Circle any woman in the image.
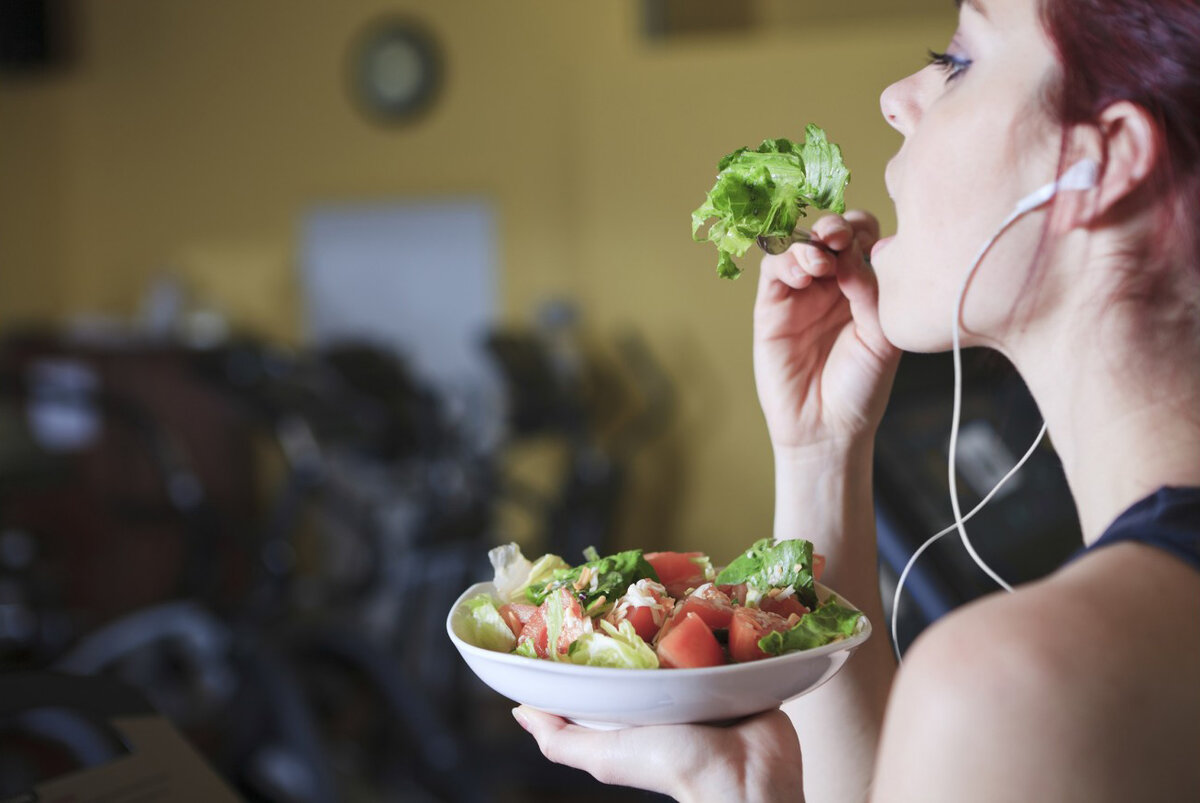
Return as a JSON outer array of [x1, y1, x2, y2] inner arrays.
[[514, 0, 1200, 800]]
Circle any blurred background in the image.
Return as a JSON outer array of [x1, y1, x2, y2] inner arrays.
[[0, 1, 1085, 800]]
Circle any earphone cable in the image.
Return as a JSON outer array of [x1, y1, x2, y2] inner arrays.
[[890, 206, 1047, 663]]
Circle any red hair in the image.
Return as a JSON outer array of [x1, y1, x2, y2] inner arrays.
[[1039, 0, 1200, 298]]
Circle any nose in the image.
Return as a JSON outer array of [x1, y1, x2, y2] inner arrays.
[[880, 72, 921, 136]]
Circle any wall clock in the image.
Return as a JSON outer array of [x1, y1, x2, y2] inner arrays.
[[350, 18, 443, 124]]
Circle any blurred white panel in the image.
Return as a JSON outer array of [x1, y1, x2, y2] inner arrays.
[[299, 198, 497, 392]]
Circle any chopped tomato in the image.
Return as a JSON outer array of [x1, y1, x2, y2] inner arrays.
[[813, 552, 826, 582], [498, 603, 538, 638], [607, 579, 673, 643], [516, 608, 548, 657], [718, 583, 749, 606], [516, 589, 593, 658], [759, 592, 809, 619], [644, 551, 710, 598], [670, 583, 734, 632], [656, 612, 726, 669], [621, 606, 661, 643], [550, 588, 593, 656], [728, 606, 792, 663]]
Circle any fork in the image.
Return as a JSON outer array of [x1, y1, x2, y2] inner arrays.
[[756, 228, 838, 256]]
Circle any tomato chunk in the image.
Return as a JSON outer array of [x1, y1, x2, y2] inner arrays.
[[728, 606, 792, 663], [621, 606, 661, 643], [656, 612, 726, 669], [644, 551, 710, 598], [718, 583, 748, 606], [516, 589, 592, 658], [813, 552, 826, 582], [499, 603, 539, 638], [550, 588, 593, 656], [670, 583, 734, 632], [759, 593, 809, 619], [607, 579, 673, 643], [516, 608, 548, 658]]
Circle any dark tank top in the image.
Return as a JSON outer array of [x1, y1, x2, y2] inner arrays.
[[1072, 486, 1200, 572]]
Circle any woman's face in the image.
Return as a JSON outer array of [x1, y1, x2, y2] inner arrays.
[[872, 0, 1064, 352]]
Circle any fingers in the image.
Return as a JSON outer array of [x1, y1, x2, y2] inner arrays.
[[513, 706, 676, 793], [755, 242, 828, 308], [834, 241, 900, 362], [514, 705, 805, 800], [753, 209, 899, 362], [512, 707, 599, 776], [756, 212, 869, 307], [842, 209, 883, 254]]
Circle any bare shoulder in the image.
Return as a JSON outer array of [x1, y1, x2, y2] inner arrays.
[[871, 544, 1200, 803]]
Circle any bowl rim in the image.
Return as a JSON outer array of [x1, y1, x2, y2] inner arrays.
[[446, 579, 872, 677]]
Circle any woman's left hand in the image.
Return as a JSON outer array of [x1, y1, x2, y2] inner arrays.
[[513, 705, 804, 802]]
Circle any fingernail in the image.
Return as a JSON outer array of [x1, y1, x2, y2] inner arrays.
[[512, 708, 531, 732], [790, 263, 805, 281]]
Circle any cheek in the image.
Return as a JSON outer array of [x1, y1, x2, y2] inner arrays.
[[875, 215, 1045, 353], [874, 153, 1032, 349]]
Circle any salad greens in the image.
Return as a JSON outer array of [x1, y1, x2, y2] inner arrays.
[[758, 598, 863, 656], [489, 543, 570, 604], [715, 538, 819, 610], [541, 589, 576, 663], [568, 620, 659, 669], [461, 540, 864, 669], [691, 123, 851, 279], [461, 595, 517, 653], [525, 548, 658, 613]]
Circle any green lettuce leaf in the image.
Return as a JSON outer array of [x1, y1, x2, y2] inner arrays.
[[512, 639, 538, 659], [461, 594, 517, 653], [796, 123, 850, 214], [757, 598, 863, 655], [489, 542, 573, 603], [542, 587, 568, 662], [568, 620, 659, 669], [691, 123, 851, 279], [714, 538, 818, 609], [517, 554, 572, 602], [526, 549, 658, 613]]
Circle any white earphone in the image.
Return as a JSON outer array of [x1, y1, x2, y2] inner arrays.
[[1013, 158, 1100, 215], [890, 158, 1099, 661]]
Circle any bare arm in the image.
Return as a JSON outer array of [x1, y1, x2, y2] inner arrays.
[[515, 213, 901, 800], [753, 212, 899, 801], [776, 442, 895, 803]]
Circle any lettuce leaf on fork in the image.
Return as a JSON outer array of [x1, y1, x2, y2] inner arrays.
[[691, 123, 851, 279]]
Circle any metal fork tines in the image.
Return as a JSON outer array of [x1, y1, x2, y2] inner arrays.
[[756, 228, 837, 256]]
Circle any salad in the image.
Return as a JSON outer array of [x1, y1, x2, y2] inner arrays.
[[458, 539, 863, 670], [691, 123, 851, 279]]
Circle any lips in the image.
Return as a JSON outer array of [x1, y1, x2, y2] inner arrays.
[[883, 158, 899, 201]]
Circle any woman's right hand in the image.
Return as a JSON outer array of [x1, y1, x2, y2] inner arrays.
[[754, 211, 901, 456]]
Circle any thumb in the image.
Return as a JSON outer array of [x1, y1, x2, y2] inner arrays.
[[836, 242, 898, 361]]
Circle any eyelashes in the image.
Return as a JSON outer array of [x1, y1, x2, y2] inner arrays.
[[927, 49, 972, 82]]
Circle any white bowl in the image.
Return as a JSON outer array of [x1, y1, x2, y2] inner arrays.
[[446, 580, 871, 729]]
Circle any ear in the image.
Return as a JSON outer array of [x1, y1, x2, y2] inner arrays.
[[1050, 101, 1160, 231]]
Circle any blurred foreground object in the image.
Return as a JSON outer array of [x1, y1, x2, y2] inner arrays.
[[0, 671, 239, 801]]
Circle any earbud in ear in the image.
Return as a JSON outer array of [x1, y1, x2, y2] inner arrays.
[[1012, 158, 1100, 215], [1057, 158, 1100, 191]]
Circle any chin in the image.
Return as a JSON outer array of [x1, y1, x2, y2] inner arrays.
[[874, 242, 962, 354], [877, 296, 952, 354]]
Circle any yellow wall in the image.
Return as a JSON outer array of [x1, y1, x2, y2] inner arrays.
[[0, 1, 952, 559]]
